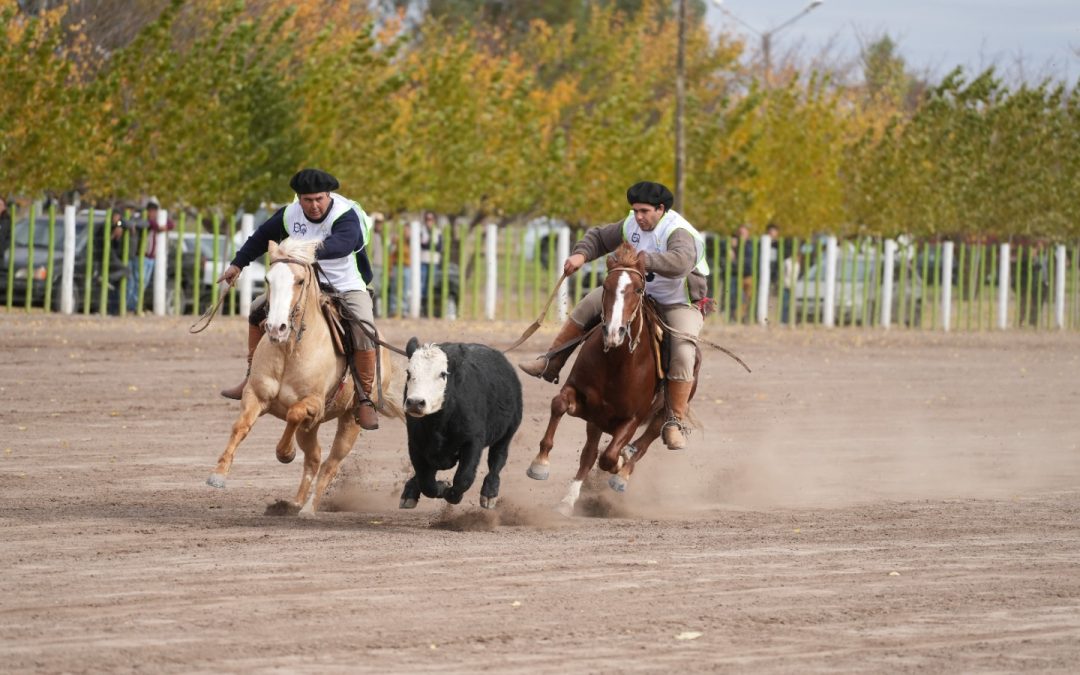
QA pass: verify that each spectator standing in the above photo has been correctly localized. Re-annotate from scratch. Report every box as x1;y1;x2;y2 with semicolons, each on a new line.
729;224;754;324
368;212;385;316
418;210;441;294
126;200;175;311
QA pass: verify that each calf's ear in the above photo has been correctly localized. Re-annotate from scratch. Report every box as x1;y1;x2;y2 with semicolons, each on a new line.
406;336;420;358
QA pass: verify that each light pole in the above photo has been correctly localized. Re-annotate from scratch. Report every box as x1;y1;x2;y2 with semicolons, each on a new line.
711;0;823;87
675;0;687;212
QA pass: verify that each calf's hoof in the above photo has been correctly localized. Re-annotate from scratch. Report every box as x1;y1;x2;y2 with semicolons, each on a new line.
399;497;418;509
526;463;550;481
206;474;226;489
479;495;498;510
608;474;628;493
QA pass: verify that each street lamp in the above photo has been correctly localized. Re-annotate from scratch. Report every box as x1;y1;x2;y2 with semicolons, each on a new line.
712;0;823;87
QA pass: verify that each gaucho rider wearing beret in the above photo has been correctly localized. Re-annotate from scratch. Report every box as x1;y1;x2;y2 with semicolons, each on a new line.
217;168;383;430
518;181;710;450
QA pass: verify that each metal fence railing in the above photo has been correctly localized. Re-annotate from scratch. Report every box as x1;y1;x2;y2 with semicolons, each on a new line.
3;205;1077;331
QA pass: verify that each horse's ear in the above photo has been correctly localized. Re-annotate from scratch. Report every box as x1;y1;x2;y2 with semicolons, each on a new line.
406;336;420;358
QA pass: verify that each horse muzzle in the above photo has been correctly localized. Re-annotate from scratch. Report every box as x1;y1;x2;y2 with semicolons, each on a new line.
265;322;291;343
601;323;627;351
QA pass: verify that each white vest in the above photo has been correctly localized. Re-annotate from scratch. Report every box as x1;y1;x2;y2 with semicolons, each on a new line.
281;193;372;292
621;209;709;306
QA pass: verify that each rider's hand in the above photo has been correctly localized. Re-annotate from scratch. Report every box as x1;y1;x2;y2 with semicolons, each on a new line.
563;253;586;277
217;264;241;286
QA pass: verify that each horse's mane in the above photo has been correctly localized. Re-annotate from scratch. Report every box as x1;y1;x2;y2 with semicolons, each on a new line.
609;242;640;269
277;237;322;264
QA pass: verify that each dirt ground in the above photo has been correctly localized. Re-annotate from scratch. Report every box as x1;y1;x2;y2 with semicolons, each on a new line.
2;312;1079;673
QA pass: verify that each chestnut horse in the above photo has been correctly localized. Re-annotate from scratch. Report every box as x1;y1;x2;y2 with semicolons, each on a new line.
206;237;403;515
527;243;699;516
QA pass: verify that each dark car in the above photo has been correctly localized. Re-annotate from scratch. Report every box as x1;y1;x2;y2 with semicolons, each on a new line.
0;210;127;312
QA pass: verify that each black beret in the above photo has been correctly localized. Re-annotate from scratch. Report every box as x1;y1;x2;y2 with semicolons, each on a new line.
289;168;339;194
626;181;674;211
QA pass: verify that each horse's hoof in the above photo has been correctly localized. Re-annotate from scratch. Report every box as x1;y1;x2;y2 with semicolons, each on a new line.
526;464;549;481
400;497;418;509
554;501;574;518
479;495;498;510
276;448;295;464
608;474;628;493
206;474;226;489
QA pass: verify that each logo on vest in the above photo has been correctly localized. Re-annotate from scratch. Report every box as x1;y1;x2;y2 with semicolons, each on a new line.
292;221;307;236
631;232;640;243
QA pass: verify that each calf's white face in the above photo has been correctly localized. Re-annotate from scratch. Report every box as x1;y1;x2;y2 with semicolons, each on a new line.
405;344;449;417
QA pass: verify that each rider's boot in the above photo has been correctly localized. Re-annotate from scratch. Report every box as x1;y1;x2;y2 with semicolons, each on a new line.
353;348;379;431
518;320;586;383
220;323;263;400
662;380;695;450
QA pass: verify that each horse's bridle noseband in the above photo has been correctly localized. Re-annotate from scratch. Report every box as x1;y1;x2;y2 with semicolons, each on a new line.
601;266;646;353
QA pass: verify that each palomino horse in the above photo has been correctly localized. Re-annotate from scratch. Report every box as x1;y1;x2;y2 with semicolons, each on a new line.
527;243;699;516
206;237;403;514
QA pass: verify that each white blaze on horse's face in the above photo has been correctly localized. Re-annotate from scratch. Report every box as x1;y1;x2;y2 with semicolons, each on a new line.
603;271;635;350
265;262;302;343
404;344;450;417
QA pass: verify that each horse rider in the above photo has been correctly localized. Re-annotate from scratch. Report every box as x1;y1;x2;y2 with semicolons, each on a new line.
518;181;710;450
217;168;382;430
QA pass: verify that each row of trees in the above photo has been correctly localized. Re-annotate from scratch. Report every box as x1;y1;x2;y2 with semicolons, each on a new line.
2;0;1078;240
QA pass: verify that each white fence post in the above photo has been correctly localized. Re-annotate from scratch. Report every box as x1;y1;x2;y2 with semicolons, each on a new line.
1055;244;1066;329
822;236;838;327
484;223;498;320
940;241;954;332
238;213;254;317
60;205;76;314
998;243;1010;330
557;226;571;322
881;239;896;329
152;209;168;316
757;234;772;325
408;219;422;319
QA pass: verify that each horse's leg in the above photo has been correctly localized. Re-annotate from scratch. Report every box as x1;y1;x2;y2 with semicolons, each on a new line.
292;425;322;514
556;422;602;517
207;392;266;488
528;386;577;481
300;417;362;516
277;395;323;464
598;419;641;493
479;430;513;509
618;409;665;485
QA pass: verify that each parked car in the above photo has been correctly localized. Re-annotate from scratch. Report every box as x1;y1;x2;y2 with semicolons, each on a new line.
792;249;924;326
168;232;266;313
0;209;125;312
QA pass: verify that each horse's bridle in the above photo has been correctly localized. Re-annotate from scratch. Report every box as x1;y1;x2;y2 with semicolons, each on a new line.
601;266;646;353
268;256;314;343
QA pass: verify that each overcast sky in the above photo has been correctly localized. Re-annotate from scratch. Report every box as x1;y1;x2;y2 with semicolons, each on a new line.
705;0;1080;82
